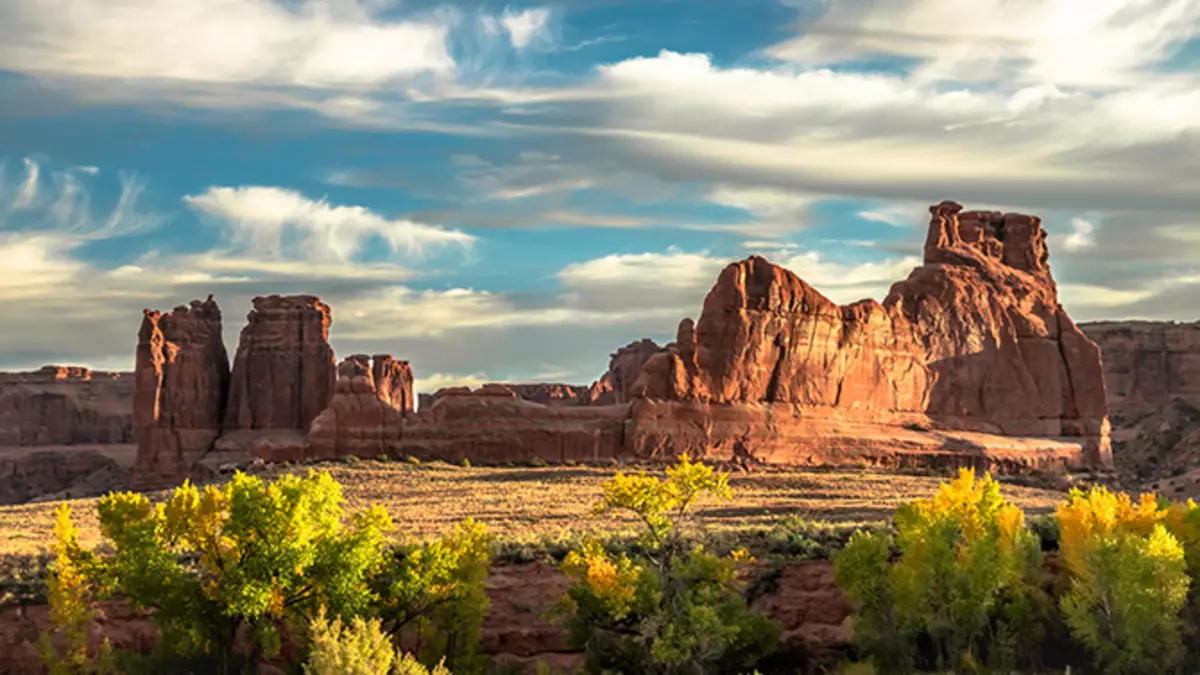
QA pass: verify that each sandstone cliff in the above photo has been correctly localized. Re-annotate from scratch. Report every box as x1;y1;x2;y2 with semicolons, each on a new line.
224;295;337;431
630;201;1110;468
307;355;409;461
132;297;230;489
0;367;133;446
1081;321;1200;484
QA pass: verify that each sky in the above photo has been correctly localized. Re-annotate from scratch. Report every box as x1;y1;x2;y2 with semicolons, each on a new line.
0;0;1198;392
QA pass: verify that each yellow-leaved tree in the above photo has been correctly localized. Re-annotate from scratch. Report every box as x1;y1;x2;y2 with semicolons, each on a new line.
834;468;1045;674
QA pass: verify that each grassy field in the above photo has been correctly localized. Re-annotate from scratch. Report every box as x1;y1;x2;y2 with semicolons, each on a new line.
0;459;1068;557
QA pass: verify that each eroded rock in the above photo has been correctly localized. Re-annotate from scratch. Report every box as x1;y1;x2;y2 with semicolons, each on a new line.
132;296;229;489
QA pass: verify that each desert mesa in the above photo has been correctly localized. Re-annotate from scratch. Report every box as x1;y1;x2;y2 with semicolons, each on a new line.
3;200;1197;504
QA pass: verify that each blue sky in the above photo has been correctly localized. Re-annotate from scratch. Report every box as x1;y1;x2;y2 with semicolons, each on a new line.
1;0;1198;391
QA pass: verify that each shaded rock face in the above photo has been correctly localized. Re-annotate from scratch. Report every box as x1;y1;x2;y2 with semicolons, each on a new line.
505;383;592;407
0;367;133;446
587;339;664;405
224;295;336;432
132;297;230;489
1081;321;1200;483
0;449;130;506
633;201;1110;468
307;355;410;461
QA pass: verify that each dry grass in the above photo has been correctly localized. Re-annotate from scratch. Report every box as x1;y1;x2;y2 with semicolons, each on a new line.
0;460;1067;557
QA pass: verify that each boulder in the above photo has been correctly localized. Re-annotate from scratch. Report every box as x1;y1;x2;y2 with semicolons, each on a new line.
586;339;664;405
132;296;230;489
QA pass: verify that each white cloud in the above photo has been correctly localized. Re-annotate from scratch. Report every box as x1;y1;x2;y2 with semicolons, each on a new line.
766;0;1200;88
12;158;39;210
0;0;455;89
184;186;475;262
415;372;490;395
1063;217;1097;251
774;251;921;304
501;7;552;50
858;203;925;227
558;248;728;291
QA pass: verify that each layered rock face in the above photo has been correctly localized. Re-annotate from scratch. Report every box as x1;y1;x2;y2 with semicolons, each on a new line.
132;297;230;489
586;339;664;405
225;295;336;431
631;201;1110;469
1081;321;1200;484
307;355;410;460
0;367;133;446
505;383;592;407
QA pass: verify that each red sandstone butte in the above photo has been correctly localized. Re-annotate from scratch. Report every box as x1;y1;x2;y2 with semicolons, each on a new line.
132;296;229;489
307;355;410;460
629;200;1111;469
224;295;336;431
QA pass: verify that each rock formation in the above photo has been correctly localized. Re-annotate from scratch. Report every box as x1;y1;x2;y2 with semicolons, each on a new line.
504;383;593;407
0;367;133;446
1081;321;1200;484
307;355;409;460
630;200;1110;469
224;295;337;431
132;296;229;489
586;339;664;405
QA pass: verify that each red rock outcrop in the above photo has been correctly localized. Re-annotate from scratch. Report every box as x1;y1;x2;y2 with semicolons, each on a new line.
0;367;133;446
132;297;230;489
630;201;1110;469
1081;321;1200;484
400;385;627;464
307;355;409;461
224;295;336;431
585;339;664;405
504;383;592;407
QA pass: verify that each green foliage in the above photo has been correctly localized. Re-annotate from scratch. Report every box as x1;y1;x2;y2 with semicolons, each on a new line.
1057;487;1190;674
89;470;394;675
405;456;422;465
373;519;492;675
394;653;452;675
557;455;780;674
38;503;115;675
834;469;1044;674
529;457;548;468
305;607;395;675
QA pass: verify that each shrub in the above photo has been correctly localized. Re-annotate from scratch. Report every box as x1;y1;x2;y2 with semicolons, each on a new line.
405;456;422;465
1057;487;1190;674
556;456;780;674
38;503;115;675
304;607;453;675
834;468;1044;674
68;470;394;675
529;457;548;468
305;607;395;675
372;519;492;675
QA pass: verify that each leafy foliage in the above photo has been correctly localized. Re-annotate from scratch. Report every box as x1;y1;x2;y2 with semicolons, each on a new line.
38;503;114;675
80;470;394;675
834;468;1045;674
373;518;492;675
1056;486;1190;674
305;607;396;675
557;455;780;674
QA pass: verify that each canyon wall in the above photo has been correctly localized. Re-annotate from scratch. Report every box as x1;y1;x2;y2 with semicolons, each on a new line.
1081;321;1200;485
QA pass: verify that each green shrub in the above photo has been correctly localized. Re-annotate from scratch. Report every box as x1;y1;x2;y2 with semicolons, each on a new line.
1057;487;1190;674
39;503;115;675
529;457;548;468
460;459;471;468
834;468;1044;674
556;456;780;674
305;607;395;675
372;519;492;675
394;653;451;675
64;470;394;675
405;456;422;465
